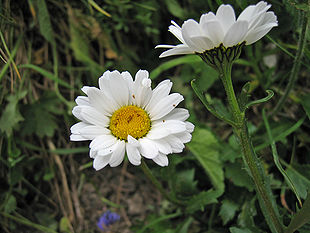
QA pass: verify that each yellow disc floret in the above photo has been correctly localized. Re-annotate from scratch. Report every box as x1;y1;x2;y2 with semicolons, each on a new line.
109;105;151;140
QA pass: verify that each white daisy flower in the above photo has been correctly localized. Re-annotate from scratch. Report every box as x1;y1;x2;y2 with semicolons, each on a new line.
70;70;194;170
156;1;278;58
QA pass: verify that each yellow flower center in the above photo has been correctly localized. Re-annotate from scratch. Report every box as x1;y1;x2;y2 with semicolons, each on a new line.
109;105;151;140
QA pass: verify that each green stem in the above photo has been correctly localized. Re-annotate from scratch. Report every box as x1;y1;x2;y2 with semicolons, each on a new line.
140;160;185;206
221;64;283;233
270;10;308;116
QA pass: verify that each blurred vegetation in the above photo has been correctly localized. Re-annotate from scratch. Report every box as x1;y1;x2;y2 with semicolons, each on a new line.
0;0;310;232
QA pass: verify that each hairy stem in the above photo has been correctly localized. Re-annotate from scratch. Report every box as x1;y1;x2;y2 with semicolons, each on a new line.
221;64;284;233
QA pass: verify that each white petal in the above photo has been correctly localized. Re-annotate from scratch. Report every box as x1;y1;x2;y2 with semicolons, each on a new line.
109;70;130;106
81;86;91;94
216;4;236;33
70;134;87;141
87;88;116;115
145;80;172;112
201;21;224;47
109;140;125;167
75;96;89;106
81;106;110;127
147;120;187;140
165;135;185;153
200;12;217;24
149;93;184;120
139;138;158;159
72;106;83;120
189;36;214;51
168;21;185;44
70;122;89;134
133;70;152;107
158;44;195;58
152;153;169;167
182;19;205;52
153;139;172;154
126;140;141;166
89;149;97;158
160;108;189;121
244;22;277;45
174;132;192;143
93;154;111;171
223;20;249;47
186;122;195;133
79;126;110;140
89;134;117;150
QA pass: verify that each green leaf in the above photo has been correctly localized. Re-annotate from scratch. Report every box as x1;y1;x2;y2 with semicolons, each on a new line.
21;93;61;137
301;93;310;120
225;162;254;192
164;0;186;19
59;217;71;233
0;90;27;136
229;227;252;233
187;127;224;193
285;193;310;233
172;169;198;198
185;189;220;214
285;164;310;200
4;195;16;213
34;0;55;44
150;55;201;80
219;199;239;225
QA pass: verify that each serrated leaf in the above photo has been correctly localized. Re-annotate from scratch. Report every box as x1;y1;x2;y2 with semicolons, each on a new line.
185;189;220;214
187;127;224;193
0;91;27;136
219;200;239;225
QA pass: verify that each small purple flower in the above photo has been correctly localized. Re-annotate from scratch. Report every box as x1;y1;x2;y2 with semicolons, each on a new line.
97;210;120;231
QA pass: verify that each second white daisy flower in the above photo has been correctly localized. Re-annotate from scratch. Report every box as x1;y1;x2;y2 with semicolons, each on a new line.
156;1;278;57
70;70;194;170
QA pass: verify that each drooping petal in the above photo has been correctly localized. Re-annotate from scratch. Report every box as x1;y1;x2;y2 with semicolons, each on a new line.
152;153;169;167
109;140;125;167
93;154;111;171
126;136;141;165
89;134;117;151
139;138;159;159
158;44;194;58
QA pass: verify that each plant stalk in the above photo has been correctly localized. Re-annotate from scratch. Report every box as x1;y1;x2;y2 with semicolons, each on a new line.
220;64;284;233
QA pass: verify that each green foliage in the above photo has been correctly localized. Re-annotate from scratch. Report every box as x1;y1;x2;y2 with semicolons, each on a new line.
188;127;225;193
0;0;309;232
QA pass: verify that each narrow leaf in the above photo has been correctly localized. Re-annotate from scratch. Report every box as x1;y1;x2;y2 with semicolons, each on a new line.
285;193;310;233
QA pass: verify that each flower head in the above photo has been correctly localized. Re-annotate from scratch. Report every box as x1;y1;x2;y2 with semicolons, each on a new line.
70;70;194;170
97;210;120;231
156;1;278;58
